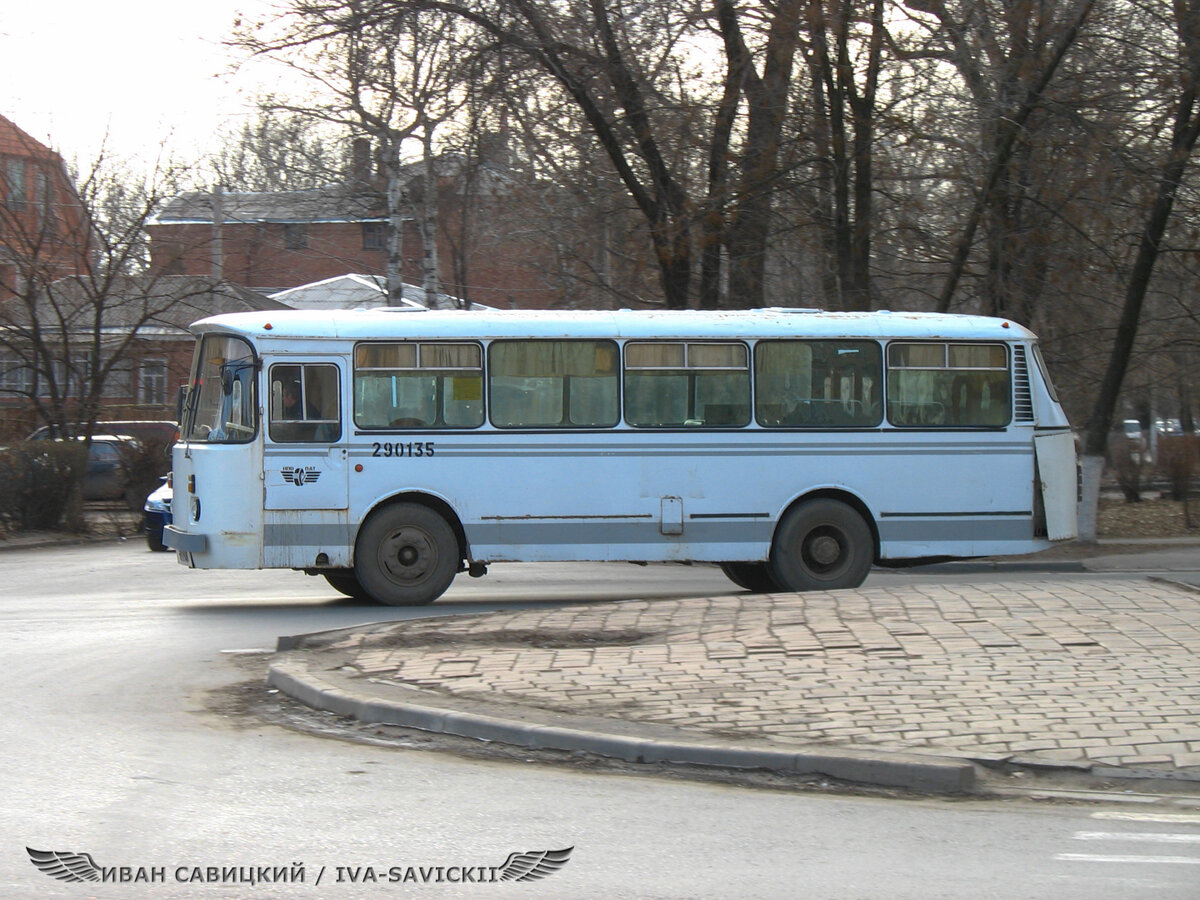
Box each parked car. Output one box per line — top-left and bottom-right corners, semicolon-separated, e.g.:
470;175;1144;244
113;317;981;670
29;420;178;446
143;475;172;552
53;435;141;502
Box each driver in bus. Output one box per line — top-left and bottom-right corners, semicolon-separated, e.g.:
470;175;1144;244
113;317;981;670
282;381;319;420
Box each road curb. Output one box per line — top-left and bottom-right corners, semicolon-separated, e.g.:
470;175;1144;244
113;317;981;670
267;656;977;795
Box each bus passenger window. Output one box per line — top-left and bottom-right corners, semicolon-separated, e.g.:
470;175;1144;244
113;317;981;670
755;341;882;428
489;340;618;428
625;342;750;428
354;342;483;429
886;342;1010;427
269;363;342;443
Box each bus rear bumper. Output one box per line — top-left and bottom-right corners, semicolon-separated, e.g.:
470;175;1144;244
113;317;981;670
164;525;207;554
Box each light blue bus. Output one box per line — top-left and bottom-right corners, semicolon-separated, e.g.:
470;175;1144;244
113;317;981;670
165;308;1077;604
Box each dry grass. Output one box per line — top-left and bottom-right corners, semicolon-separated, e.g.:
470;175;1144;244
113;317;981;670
1097;496;1200;538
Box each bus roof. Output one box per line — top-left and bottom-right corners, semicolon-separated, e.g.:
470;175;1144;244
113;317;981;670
188;307;1038;343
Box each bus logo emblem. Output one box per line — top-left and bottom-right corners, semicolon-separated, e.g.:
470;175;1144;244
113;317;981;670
281;466;322;486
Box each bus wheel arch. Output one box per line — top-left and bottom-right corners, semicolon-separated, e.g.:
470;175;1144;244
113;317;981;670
769;490;878;592
353;494;467;606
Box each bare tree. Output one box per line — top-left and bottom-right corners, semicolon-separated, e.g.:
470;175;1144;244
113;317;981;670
1078;0;1200;538
897;0;1097;317
0;150;189;436
234;2;483;306
203;108;347;192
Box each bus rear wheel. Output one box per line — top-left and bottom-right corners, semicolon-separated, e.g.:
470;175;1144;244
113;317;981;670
719;562;780;593
769;499;873;592
322;569;373;601
355;503;459;606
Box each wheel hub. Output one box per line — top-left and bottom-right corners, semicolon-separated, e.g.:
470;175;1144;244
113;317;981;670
806;533;842;567
381;528;435;582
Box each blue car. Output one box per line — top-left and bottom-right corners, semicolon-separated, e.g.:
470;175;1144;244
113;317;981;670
143;476;172;551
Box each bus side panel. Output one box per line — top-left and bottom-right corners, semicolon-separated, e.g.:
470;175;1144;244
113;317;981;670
345;431;1047;566
873;434;1040;559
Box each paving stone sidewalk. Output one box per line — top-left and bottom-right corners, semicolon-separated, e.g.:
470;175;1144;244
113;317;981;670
273;578;1200;788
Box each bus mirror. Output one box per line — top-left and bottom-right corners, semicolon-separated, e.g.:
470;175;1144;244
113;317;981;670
221;367;236;395
175;386;189;423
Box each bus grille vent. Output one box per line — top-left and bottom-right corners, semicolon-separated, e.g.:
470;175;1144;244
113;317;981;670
1013;346;1034;422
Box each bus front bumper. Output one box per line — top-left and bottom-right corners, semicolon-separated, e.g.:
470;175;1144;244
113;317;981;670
164;525;207;554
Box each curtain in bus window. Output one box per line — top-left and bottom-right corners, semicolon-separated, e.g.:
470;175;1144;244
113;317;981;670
886;342;1010;427
353;342;483;429
624;342;750;427
489;340;618;427
755;341;881;427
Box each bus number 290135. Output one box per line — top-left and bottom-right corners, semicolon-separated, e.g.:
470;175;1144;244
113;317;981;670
372;441;436;458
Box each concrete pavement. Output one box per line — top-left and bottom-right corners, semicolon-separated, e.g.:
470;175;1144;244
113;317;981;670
269;546;1200;797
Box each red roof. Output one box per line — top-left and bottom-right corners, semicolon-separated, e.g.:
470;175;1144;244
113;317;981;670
0;114;61;162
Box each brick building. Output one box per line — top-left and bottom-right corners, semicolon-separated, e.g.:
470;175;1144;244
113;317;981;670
147;141;564;308
0;276;285;440
0;115;90;298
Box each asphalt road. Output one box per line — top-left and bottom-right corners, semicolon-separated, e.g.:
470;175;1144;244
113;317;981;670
2;541;1198;898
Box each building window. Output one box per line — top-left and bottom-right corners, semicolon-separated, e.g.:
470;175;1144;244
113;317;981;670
138;358;169;406
33;169;53;232
5;159;27;211
283;223;308;249
362;221;387;251
0;349;31;395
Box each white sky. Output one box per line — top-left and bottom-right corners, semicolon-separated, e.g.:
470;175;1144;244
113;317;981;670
0;1;283;166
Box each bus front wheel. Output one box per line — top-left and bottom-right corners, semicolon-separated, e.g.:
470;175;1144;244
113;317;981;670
355;503;459;606
769;499;873;592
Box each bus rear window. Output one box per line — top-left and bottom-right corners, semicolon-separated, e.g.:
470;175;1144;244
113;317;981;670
887;342;1010;427
354;342;483;429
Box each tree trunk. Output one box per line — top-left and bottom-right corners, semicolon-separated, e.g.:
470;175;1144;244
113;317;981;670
1078;75;1200;537
420;128;441;307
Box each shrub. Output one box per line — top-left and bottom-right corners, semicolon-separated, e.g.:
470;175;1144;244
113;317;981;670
119;435;173;511
1157;434;1197;497
0;441;86;531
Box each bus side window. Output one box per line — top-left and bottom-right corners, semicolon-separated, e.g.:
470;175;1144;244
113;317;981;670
269;363;342;443
625;342;750;428
353;342;484;430
755;341;882;427
489;340;618;428
886;343;1010;427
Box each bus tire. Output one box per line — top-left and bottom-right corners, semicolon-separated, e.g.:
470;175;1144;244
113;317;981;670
719;562;779;593
322;569;373;601
355;503;458;606
769;499;873;592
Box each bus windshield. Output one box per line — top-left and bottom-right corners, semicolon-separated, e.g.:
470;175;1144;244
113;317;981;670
184;334;258;443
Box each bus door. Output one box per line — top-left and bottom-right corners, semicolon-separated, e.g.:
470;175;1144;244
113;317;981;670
263;360;350;565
